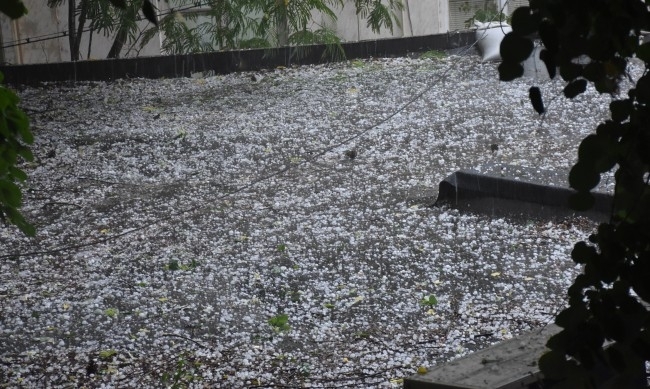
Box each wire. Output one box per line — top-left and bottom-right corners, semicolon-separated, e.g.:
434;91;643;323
0;37;484;260
3;0;528;260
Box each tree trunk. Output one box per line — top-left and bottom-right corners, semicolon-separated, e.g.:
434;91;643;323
68;0;77;61
276;0;289;46
73;0;88;60
107;26;128;58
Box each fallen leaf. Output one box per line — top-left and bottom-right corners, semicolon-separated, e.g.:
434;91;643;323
491;272;501;277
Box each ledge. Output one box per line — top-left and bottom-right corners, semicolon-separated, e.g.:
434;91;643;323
435;165;614;221
0;31;474;85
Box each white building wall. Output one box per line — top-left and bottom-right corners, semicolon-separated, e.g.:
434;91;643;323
0;0;165;65
314;0;451;42
403;0;449;36
2;0;456;65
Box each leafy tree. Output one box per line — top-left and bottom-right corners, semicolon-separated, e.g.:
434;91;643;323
353;0;403;34
47;0;155;60
46;0;403;58
500;1;650;387
0;0;34;236
0;0;28;19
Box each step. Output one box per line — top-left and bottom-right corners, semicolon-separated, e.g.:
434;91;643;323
404;324;560;389
435;164;614;221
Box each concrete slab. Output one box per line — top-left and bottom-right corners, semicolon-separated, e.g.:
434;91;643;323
435;164;614;221
404;324;560;389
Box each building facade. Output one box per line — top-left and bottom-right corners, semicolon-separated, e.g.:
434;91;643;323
0;0;526;65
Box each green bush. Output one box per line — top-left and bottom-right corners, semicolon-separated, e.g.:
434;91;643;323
0;72;34;236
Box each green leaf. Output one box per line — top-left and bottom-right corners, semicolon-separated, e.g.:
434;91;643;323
0;0;28;19
0;179;22;208
564;79;587;98
107;0;126;8
559;63;583;82
577;135;603;164
17;147;33;162
15;114;32;143
498;61;524;81
539;49;556;79
141;0;158;26
8;166;27;182
538;20;558;53
569;162;600;192
166;259;180;271
633;74;650;103
594;78;618;94
610;100;632;123
571;241;597;264
539;350;568;380
99;349;117;360
3;206;35;236
636;42;650;63
510;7;539;36
583;62;605;83
569;192;595;212
529;86;545;114
268;313;290;331
555;305;589;330
419;294;438;306
577;134;617;173
500;33;534;63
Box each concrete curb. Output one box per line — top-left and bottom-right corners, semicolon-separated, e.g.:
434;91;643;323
0;31;474;85
435;168;614;221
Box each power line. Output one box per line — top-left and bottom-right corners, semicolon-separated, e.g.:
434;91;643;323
0;38;484;260
1;1;522;259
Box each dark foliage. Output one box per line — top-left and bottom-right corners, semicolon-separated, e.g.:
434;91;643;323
500;1;650;387
0;1;34;236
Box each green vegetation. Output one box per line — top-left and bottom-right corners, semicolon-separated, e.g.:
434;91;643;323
165;258;199;271
45;0;404;60
420;50;446;60
350;59;366;68
419;294;438;307
98;349;117;360
461;0;507;28
161;352;203;388
0;2;33;236
501;2;650;386
268;313;290;332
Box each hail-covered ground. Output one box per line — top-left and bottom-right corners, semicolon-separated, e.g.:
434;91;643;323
0;51;621;387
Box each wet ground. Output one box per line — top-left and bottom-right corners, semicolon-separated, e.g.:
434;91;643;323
0;51;620;387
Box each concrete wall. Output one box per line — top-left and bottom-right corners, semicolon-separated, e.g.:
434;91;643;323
0;0;165;64
1;0;458;65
